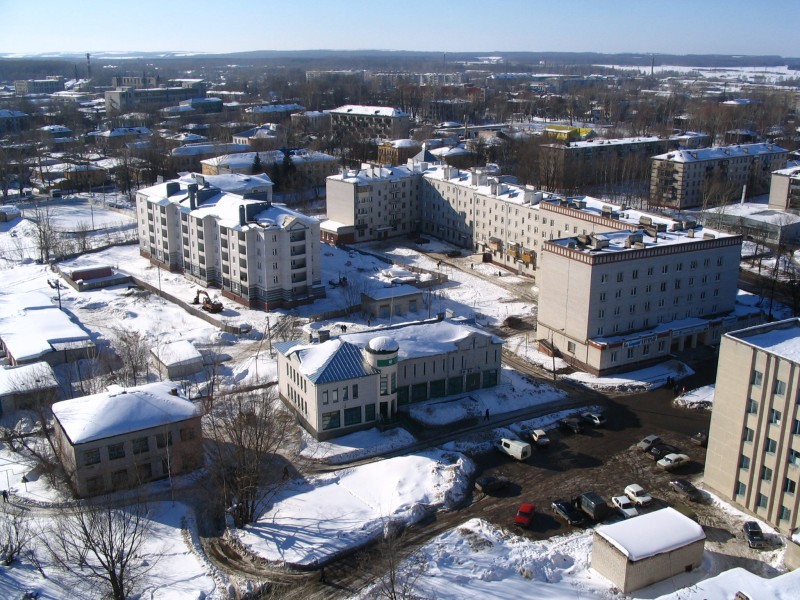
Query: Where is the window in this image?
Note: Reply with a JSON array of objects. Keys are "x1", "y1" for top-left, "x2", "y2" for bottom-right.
[
  {"x1": 136, "y1": 463, "x2": 152, "y2": 482},
  {"x1": 761, "y1": 466, "x2": 773, "y2": 481},
  {"x1": 342, "y1": 406, "x2": 362, "y2": 427},
  {"x1": 132, "y1": 437, "x2": 149, "y2": 455},
  {"x1": 757, "y1": 493, "x2": 768, "y2": 509},
  {"x1": 83, "y1": 448, "x2": 101, "y2": 466},
  {"x1": 332, "y1": 389, "x2": 338, "y2": 403},
  {"x1": 86, "y1": 475, "x2": 103, "y2": 494},
  {"x1": 747, "y1": 399, "x2": 758, "y2": 414},
  {"x1": 766, "y1": 438, "x2": 778, "y2": 453},
  {"x1": 735, "y1": 481, "x2": 746, "y2": 496},
  {"x1": 770, "y1": 409, "x2": 781, "y2": 425},
  {"x1": 600, "y1": 274, "x2": 608, "y2": 284},
  {"x1": 740, "y1": 455, "x2": 751, "y2": 470},
  {"x1": 364, "y1": 404, "x2": 376, "y2": 422},
  {"x1": 353, "y1": 384, "x2": 359, "y2": 399},
  {"x1": 784, "y1": 478, "x2": 797, "y2": 495},
  {"x1": 791, "y1": 449, "x2": 800, "y2": 466},
  {"x1": 616, "y1": 272, "x2": 624, "y2": 283},
  {"x1": 610, "y1": 351, "x2": 617, "y2": 363},
  {"x1": 179, "y1": 428, "x2": 196, "y2": 442},
  {"x1": 111, "y1": 469, "x2": 129, "y2": 489},
  {"x1": 567, "y1": 341, "x2": 576, "y2": 353},
  {"x1": 108, "y1": 443, "x2": 125, "y2": 460},
  {"x1": 793, "y1": 419, "x2": 800, "y2": 435},
  {"x1": 774, "y1": 379, "x2": 787, "y2": 396},
  {"x1": 780, "y1": 506, "x2": 792, "y2": 521},
  {"x1": 744, "y1": 427, "x2": 754, "y2": 442},
  {"x1": 322, "y1": 390, "x2": 328, "y2": 405},
  {"x1": 321, "y1": 411, "x2": 340, "y2": 430},
  {"x1": 380, "y1": 375, "x2": 388, "y2": 396},
  {"x1": 156, "y1": 432, "x2": 172, "y2": 448}
]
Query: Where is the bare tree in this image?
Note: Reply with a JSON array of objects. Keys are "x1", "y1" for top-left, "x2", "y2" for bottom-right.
[
  {"x1": 30, "y1": 201, "x2": 59, "y2": 263},
  {"x1": 0, "y1": 503, "x2": 32, "y2": 566},
  {"x1": 45, "y1": 500, "x2": 155, "y2": 600},
  {"x1": 358, "y1": 530, "x2": 428, "y2": 600},
  {"x1": 110, "y1": 327, "x2": 151, "y2": 386},
  {"x1": 205, "y1": 387, "x2": 293, "y2": 527}
]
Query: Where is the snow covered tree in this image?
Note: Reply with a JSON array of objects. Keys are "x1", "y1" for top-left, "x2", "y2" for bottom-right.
[{"x1": 110, "y1": 327, "x2": 151, "y2": 386}]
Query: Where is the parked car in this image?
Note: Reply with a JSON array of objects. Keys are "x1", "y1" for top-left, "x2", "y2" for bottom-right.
[
  {"x1": 657, "y1": 453, "x2": 690, "y2": 471},
  {"x1": 551, "y1": 500, "x2": 586, "y2": 526},
  {"x1": 670, "y1": 479, "x2": 702, "y2": 502},
  {"x1": 624, "y1": 483, "x2": 653, "y2": 507},
  {"x1": 611, "y1": 495, "x2": 639, "y2": 519},
  {"x1": 581, "y1": 411, "x2": 607, "y2": 427},
  {"x1": 690, "y1": 432, "x2": 709, "y2": 447},
  {"x1": 637, "y1": 434, "x2": 662, "y2": 452},
  {"x1": 446, "y1": 249, "x2": 461, "y2": 258},
  {"x1": 559, "y1": 417, "x2": 584, "y2": 434},
  {"x1": 574, "y1": 491, "x2": 610, "y2": 521},
  {"x1": 514, "y1": 503, "x2": 536, "y2": 527},
  {"x1": 646, "y1": 443, "x2": 681, "y2": 461},
  {"x1": 495, "y1": 438, "x2": 532, "y2": 460},
  {"x1": 531, "y1": 429, "x2": 550, "y2": 447},
  {"x1": 743, "y1": 521, "x2": 766, "y2": 549},
  {"x1": 474, "y1": 475, "x2": 512, "y2": 494}
]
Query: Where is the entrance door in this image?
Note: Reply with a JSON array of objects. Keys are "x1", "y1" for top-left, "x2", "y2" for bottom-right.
[{"x1": 379, "y1": 402, "x2": 389, "y2": 419}]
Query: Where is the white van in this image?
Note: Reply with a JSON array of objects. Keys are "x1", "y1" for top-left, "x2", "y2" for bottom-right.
[{"x1": 495, "y1": 438, "x2": 532, "y2": 460}]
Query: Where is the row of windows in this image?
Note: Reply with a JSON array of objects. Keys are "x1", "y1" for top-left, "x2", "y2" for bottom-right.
[
  {"x1": 81, "y1": 429, "x2": 193, "y2": 467},
  {"x1": 321, "y1": 404, "x2": 378, "y2": 430}
]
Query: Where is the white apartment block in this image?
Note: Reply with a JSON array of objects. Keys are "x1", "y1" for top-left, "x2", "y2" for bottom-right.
[
  {"x1": 535, "y1": 217, "x2": 760, "y2": 376},
  {"x1": 704, "y1": 319, "x2": 800, "y2": 534},
  {"x1": 329, "y1": 105, "x2": 410, "y2": 141},
  {"x1": 768, "y1": 165, "x2": 800, "y2": 212},
  {"x1": 136, "y1": 172, "x2": 324, "y2": 309},
  {"x1": 276, "y1": 319, "x2": 502, "y2": 440},
  {"x1": 650, "y1": 143, "x2": 788, "y2": 209}
]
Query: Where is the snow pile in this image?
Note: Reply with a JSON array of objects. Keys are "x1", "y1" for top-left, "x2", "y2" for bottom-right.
[
  {"x1": 299, "y1": 426, "x2": 417, "y2": 464},
  {"x1": 238, "y1": 450, "x2": 474, "y2": 565},
  {"x1": 674, "y1": 384, "x2": 715, "y2": 410},
  {"x1": 567, "y1": 359, "x2": 694, "y2": 392}
]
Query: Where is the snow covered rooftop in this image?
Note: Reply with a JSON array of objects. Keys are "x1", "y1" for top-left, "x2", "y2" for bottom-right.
[
  {"x1": 151, "y1": 340, "x2": 202, "y2": 368},
  {"x1": 362, "y1": 284, "x2": 422, "y2": 301},
  {"x1": 276, "y1": 339, "x2": 378, "y2": 384},
  {"x1": 201, "y1": 149, "x2": 334, "y2": 169},
  {"x1": 704, "y1": 201, "x2": 800, "y2": 225},
  {"x1": 52, "y1": 381, "x2": 198, "y2": 445},
  {"x1": 0, "y1": 362, "x2": 58, "y2": 397},
  {"x1": 171, "y1": 142, "x2": 249, "y2": 156},
  {"x1": 175, "y1": 172, "x2": 273, "y2": 195},
  {"x1": 594, "y1": 507, "x2": 705, "y2": 561},
  {"x1": 653, "y1": 143, "x2": 786, "y2": 162},
  {"x1": 330, "y1": 104, "x2": 407, "y2": 118},
  {"x1": 330, "y1": 164, "x2": 415, "y2": 184},
  {"x1": 0, "y1": 291, "x2": 93, "y2": 362},
  {"x1": 726, "y1": 318, "x2": 800, "y2": 363}
]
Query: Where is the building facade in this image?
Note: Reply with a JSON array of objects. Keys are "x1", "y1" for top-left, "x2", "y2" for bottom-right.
[
  {"x1": 201, "y1": 149, "x2": 338, "y2": 190},
  {"x1": 276, "y1": 319, "x2": 502, "y2": 440},
  {"x1": 329, "y1": 105, "x2": 410, "y2": 141},
  {"x1": 650, "y1": 143, "x2": 788, "y2": 209},
  {"x1": 535, "y1": 218, "x2": 759, "y2": 375},
  {"x1": 136, "y1": 172, "x2": 324, "y2": 309},
  {"x1": 768, "y1": 166, "x2": 800, "y2": 212},
  {"x1": 14, "y1": 77, "x2": 64, "y2": 95},
  {"x1": 52, "y1": 382, "x2": 202, "y2": 497},
  {"x1": 704, "y1": 319, "x2": 800, "y2": 534}
]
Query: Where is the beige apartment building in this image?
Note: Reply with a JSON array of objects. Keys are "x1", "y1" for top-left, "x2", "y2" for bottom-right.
[
  {"x1": 276, "y1": 318, "x2": 502, "y2": 440},
  {"x1": 329, "y1": 105, "x2": 410, "y2": 141},
  {"x1": 704, "y1": 319, "x2": 800, "y2": 534},
  {"x1": 650, "y1": 143, "x2": 788, "y2": 209},
  {"x1": 535, "y1": 218, "x2": 756, "y2": 376},
  {"x1": 201, "y1": 149, "x2": 338, "y2": 190},
  {"x1": 768, "y1": 165, "x2": 800, "y2": 211},
  {"x1": 136, "y1": 172, "x2": 324, "y2": 309},
  {"x1": 52, "y1": 382, "x2": 202, "y2": 497}
]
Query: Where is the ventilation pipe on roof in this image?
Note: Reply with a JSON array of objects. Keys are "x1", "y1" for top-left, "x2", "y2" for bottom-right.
[
  {"x1": 188, "y1": 183, "x2": 197, "y2": 210},
  {"x1": 239, "y1": 204, "x2": 246, "y2": 227}
]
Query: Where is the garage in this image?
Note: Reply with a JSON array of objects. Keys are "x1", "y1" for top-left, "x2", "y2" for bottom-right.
[{"x1": 591, "y1": 507, "x2": 706, "y2": 593}]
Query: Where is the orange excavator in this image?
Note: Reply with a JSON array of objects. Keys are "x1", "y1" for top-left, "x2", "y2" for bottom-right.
[{"x1": 192, "y1": 290, "x2": 223, "y2": 313}]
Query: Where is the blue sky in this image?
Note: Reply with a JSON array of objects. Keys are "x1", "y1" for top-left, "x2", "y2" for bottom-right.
[{"x1": 1, "y1": 0, "x2": 797, "y2": 57}]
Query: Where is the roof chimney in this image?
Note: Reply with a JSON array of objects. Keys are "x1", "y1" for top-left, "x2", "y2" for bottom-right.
[
  {"x1": 188, "y1": 183, "x2": 198, "y2": 210},
  {"x1": 239, "y1": 204, "x2": 246, "y2": 227}
]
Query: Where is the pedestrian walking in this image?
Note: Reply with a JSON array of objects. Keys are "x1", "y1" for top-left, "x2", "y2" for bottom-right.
[
  {"x1": 485, "y1": 408, "x2": 490, "y2": 421},
  {"x1": 2, "y1": 490, "x2": 8, "y2": 502},
  {"x1": 319, "y1": 566, "x2": 327, "y2": 584},
  {"x1": 282, "y1": 466, "x2": 290, "y2": 480}
]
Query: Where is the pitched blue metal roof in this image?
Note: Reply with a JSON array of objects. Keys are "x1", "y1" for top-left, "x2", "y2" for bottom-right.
[{"x1": 276, "y1": 340, "x2": 377, "y2": 384}]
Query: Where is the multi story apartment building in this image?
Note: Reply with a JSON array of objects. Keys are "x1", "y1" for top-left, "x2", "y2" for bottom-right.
[
  {"x1": 768, "y1": 165, "x2": 800, "y2": 211},
  {"x1": 105, "y1": 79, "x2": 206, "y2": 115},
  {"x1": 376, "y1": 139, "x2": 421, "y2": 166},
  {"x1": 0, "y1": 109, "x2": 30, "y2": 134},
  {"x1": 201, "y1": 149, "x2": 338, "y2": 190},
  {"x1": 535, "y1": 217, "x2": 759, "y2": 376},
  {"x1": 650, "y1": 143, "x2": 788, "y2": 209},
  {"x1": 276, "y1": 318, "x2": 502, "y2": 440},
  {"x1": 539, "y1": 133, "x2": 710, "y2": 191},
  {"x1": 329, "y1": 105, "x2": 410, "y2": 141},
  {"x1": 52, "y1": 381, "x2": 201, "y2": 497},
  {"x1": 13, "y1": 77, "x2": 64, "y2": 95},
  {"x1": 704, "y1": 318, "x2": 800, "y2": 534},
  {"x1": 136, "y1": 172, "x2": 324, "y2": 309}
]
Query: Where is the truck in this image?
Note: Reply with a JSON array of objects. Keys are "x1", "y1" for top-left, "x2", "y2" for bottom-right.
[
  {"x1": 495, "y1": 438, "x2": 532, "y2": 461},
  {"x1": 573, "y1": 491, "x2": 610, "y2": 521}
]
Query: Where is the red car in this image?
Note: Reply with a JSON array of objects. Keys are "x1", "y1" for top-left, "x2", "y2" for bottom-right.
[{"x1": 514, "y1": 503, "x2": 536, "y2": 527}]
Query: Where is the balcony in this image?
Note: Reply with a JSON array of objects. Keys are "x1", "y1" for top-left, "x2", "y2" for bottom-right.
[{"x1": 290, "y1": 247, "x2": 306, "y2": 256}]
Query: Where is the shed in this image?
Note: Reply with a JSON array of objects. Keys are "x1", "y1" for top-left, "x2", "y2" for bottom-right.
[
  {"x1": 0, "y1": 362, "x2": 59, "y2": 417},
  {"x1": 151, "y1": 340, "x2": 204, "y2": 379},
  {"x1": 592, "y1": 507, "x2": 705, "y2": 593},
  {"x1": 361, "y1": 284, "x2": 423, "y2": 319}
]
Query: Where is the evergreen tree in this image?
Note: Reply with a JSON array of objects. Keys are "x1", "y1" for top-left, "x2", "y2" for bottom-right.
[{"x1": 252, "y1": 152, "x2": 262, "y2": 174}]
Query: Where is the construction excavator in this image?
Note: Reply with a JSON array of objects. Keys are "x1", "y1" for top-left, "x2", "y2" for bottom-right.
[{"x1": 192, "y1": 290, "x2": 223, "y2": 313}]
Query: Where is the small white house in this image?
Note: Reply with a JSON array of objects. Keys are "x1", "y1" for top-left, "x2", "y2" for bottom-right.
[
  {"x1": 151, "y1": 341, "x2": 204, "y2": 379},
  {"x1": 592, "y1": 507, "x2": 705, "y2": 593}
]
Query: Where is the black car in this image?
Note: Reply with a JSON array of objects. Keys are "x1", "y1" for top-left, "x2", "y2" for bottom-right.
[
  {"x1": 670, "y1": 479, "x2": 702, "y2": 502},
  {"x1": 646, "y1": 443, "x2": 681, "y2": 461},
  {"x1": 559, "y1": 417, "x2": 584, "y2": 434},
  {"x1": 690, "y1": 432, "x2": 709, "y2": 447},
  {"x1": 743, "y1": 521, "x2": 767, "y2": 549},
  {"x1": 474, "y1": 475, "x2": 512, "y2": 494},
  {"x1": 551, "y1": 500, "x2": 586, "y2": 526}
]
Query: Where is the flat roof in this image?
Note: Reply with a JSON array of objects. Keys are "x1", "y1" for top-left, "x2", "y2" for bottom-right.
[
  {"x1": 595, "y1": 507, "x2": 705, "y2": 561},
  {"x1": 0, "y1": 362, "x2": 58, "y2": 397},
  {"x1": 726, "y1": 318, "x2": 800, "y2": 363}
]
